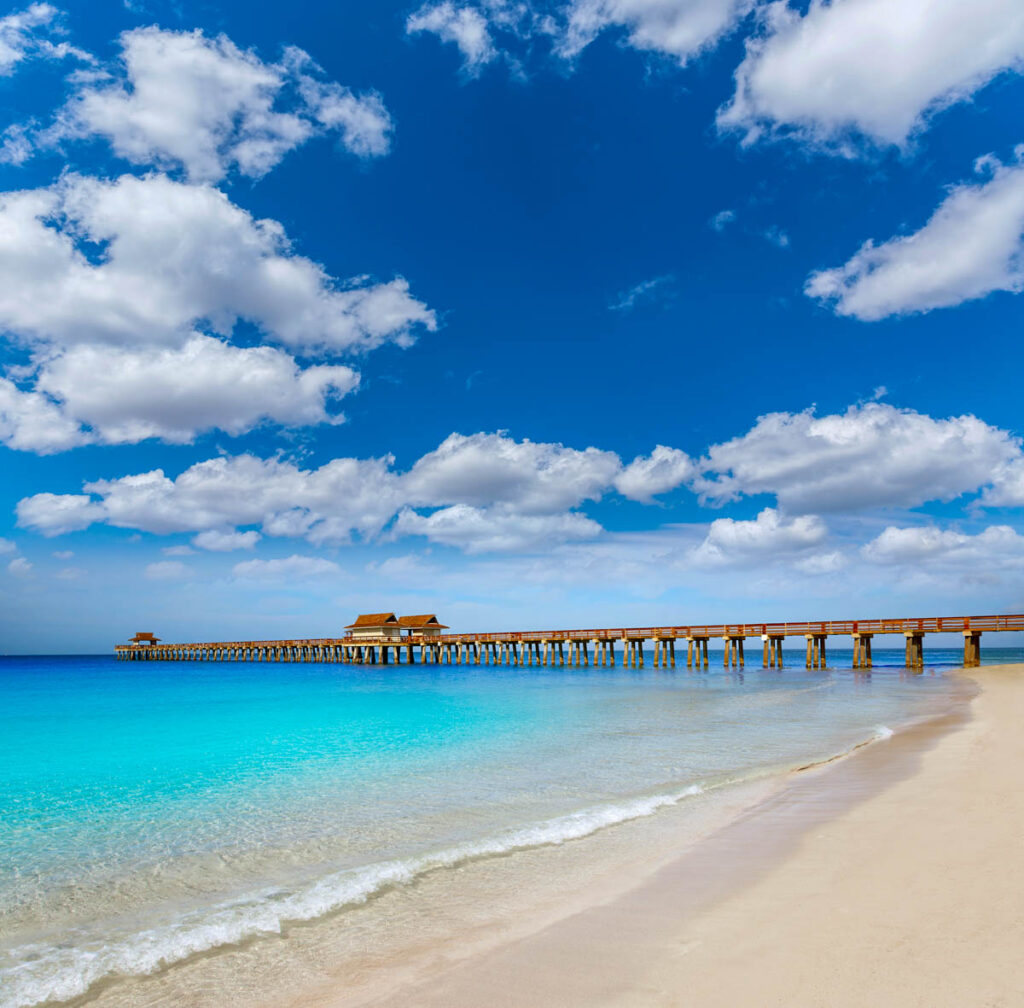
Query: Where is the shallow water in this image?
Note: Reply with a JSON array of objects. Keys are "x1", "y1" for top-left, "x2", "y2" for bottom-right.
[{"x1": 0, "y1": 649, "x2": 1005, "y2": 1008}]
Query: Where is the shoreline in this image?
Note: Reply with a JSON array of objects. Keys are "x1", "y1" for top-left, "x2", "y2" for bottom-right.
[
  {"x1": 16, "y1": 666, "x2": 980, "y2": 1008},
  {"x1": 310, "y1": 664, "x2": 1022, "y2": 1008}
]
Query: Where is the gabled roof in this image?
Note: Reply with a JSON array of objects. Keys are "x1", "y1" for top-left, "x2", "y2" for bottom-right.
[
  {"x1": 345, "y1": 613, "x2": 399, "y2": 628},
  {"x1": 130, "y1": 632, "x2": 160, "y2": 642},
  {"x1": 398, "y1": 614, "x2": 449, "y2": 629}
]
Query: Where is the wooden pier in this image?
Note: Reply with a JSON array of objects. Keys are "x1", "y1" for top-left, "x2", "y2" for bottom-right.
[{"x1": 114, "y1": 614, "x2": 1022, "y2": 669}]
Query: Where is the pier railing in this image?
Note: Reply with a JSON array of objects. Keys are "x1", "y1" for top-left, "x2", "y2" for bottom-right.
[{"x1": 114, "y1": 613, "x2": 1023, "y2": 669}]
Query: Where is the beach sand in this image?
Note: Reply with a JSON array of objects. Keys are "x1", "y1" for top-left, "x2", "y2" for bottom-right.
[{"x1": 320, "y1": 664, "x2": 1024, "y2": 1008}]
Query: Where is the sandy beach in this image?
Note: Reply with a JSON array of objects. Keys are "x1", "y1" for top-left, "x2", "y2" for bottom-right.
[{"x1": 320, "y1": 663, "x2": 1024, "y2": 1008}]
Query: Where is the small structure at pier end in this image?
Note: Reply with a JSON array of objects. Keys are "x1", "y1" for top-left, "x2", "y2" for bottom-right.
[{"x1": 128, "y1": 632, "x2": 160, "y2": 647}]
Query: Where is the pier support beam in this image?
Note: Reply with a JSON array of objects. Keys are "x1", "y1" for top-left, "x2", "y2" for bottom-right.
[
  {"x1": 963, "y1": 630, "x2": 982, "y2": 668},
  {"x1": 687, "y1": 636, "x2": 709, "y2": 669},
  {"x1": 852, "y1": 633, "x2": 874, "y2": 669},
  {"x1": 762, "y1": 635, "x2": 785, "y2": 669},
  {"x1": 805, "y1": 634, "x2": 827, "y2": 669},
  {"x1": 723, "y1": 635, "x2": 745, "y2": 668},
  {"x1": 905, "y1": 631, "x2": 925, "y2": 670}
]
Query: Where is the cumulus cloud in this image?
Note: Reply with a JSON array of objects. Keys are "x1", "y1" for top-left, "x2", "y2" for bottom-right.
[
  {"x1": 27, "y1": 337, "x2": 358, "y2": 446},
  {"x1": 404, "y1": 432, "x2": 621, "y2": 513},
  {"x1": 719, "y1": 0, "x2": 1024, "y2": 150},
  {"x1": 806, "y1": 152, "x2": 1024, "y2": 320},
  {"x1": 16, "y1": 431, "x2": 629, "y2": 552},
  {"x1": 0, "y1": 173, "x2": 433, "y2": 451},
  {"x1": 394, "y1": 504, "x2": 601, "y2": 552},
  {"x1": 192, "y1": 529, "x2": 261, "y2": 551},
  {"x1": 691, "y1": 507, "x2": 827, "y2": 566},
  {"x1": 0, "y1": 173, "x2": 434, "y2": 355},
  {"x1": 0, "y1": 3, "x2": 86, "y2": 76},
  {"x1": 983, "y1": 460, "x2": 1024, "y2": 508},
  {"x1": 17, "y1": 453, "x2": 401, "y2": 541},
  {"x1": 15, "y1": 493, "x2": 103, "y2": 536},
  {"x1": 232, "y1": 554, "x2": 342, "y2": 580},
  {"x1": 43, "y1": 27, "x2": 391, "y2": 181},
  {"x1": 695, "y1": 403, "x2": 1021, "y2": 512},
  {"x1": 0, "y1": 538, "x2": 16, "y2": 554},
  {"x1": 144, "y1": 560, "x2": 191, "y2": 580},
  {"x1": 862, "y1": 523, "x2": 1024, "y2": 571},
  {"x1": 407, "y1": 2, "x2": 499, "y2": 74},
  {"x1": 7, "y1": 556, "x2": 32, "y2": 576},
  {"x1": 560, "y1": 0, "x2": 755, "y2": 64},
  {"x1": 0, "y1": 376, "x2": 87, "y2": 453},
  {"x1": 614, "y1": 445, "x2": 693, "y2": 502}
]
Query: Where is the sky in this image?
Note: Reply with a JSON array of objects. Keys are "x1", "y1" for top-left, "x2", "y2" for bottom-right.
[{"x1": 1, "y1": 0, "x2": 1023, "y2": 652}]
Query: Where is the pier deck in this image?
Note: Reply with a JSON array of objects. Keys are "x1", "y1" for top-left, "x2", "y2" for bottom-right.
[{"x1": 114, "y1": 614, "x2": 1024, "y2": 669}]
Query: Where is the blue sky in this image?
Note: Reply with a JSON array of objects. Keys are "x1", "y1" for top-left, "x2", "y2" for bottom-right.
[{"x1": 1, "y1": 0, "x2": 1023, "y2": 652}]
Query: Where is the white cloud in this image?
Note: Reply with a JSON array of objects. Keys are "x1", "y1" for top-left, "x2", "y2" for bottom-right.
[
  {"x1": 232, "y1": 554, "x2": 342, "y2": 580},
  {"x1": 15, "y1": 493, "x2": 103, "y2": 536},
  {"x1": 719, "y1": 0, "x2": 1024, "y2": 150},
  {"x1": 0, "y1": 376, "x2": 86, "y2": 453},
  {"x1": 983, "y1": 460, "x2": 1024, "y2": 508},
  {"x1": 16, "y1": 454, "x2": 402, "y2": 541},
  {"x1": 16, "y1": 431, "x2": 626, "y2": 552},
  {"x1": 0, "y1": 172, "x2": 433, "y2": 452},
  {"x1": 192, "y1": 529, "x2": 261, "y2": 551},
  {"x1": 0, "y1": 123, "x2": 34, "y2": 165},
  {"x1": 407, "y1": 2, "x2": 499, "y2": 74},
  {"x1": 0, "y1": 173, "x2": 435, "y2": 355},
  {"x1": 614, "y1": 445, "x2": 693, "y2": 502},
  {"x1": 862, "y1": 523, "x2": 1024, "y2": 571},
  {"x1": 29, "y1": 336, "x2": 358, "y2": 446},
  {"x1": 695, "y1": 403, "x2": 1021, "y2": 512},
  {"x1": 51, "y1": 549, "x2": 72, "y2": 558},
  {"x1": 710, "y1": 208, "x2": 736, "y2": 231},
  {"x1": 394, "y1": 504, "x2": 601, "y2": 552},
  {"x1": 404, "y1": 432, "x2": 621, "y2": 513},
  {"x1": 0, "y1": 3, "x2": 85, "y2": 76},
  {"x1": 0, "y1": 538, "x2": 16, "y2": 554},
  {"x1": 55, "y1": 565, "x2": 84, "y2": 579},
  {"x1": 162, "y1": 545, "x2": 195, "y2": 556},
  {"x1": 7, "y1": 556, "x2": 32, "y2": 576},
  {"x1": 691, "y1": 507, "x2": 827, "y2": 566},
  {"x1": 296, "y1": 73, "x2": 392, "y2": 158},
  {"x1": 560, "y1": 0, "x2": 755, "y2": 64},
  {"x1": 144, "y1": 560, "x2": 191, "y2": 580},
  {"x1": 609, "y1": 274, "x2": 674, "y2": 312},
  {"x1": 806, "y1": 152, "x2": 1024, "y2": 320},
  {"x1": 46, "y1": 27, "x2": 392, "y2": 181}
]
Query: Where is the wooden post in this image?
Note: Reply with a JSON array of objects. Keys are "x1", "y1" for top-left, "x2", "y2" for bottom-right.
[{"x1": 805, "y1": 634, "x2": 814, "y2": 669}]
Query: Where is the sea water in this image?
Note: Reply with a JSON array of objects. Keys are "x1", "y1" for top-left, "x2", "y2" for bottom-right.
[{"x1": 0, "y1": 649, "x2": 1007, "y2": 1008}]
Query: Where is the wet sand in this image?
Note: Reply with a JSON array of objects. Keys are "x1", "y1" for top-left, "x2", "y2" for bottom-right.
[{"x1": 321, "y1": 664, "x2": 1024, "y2": 1008}]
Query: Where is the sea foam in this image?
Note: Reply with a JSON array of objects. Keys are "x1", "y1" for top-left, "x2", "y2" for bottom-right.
[{"x1": 0, "y1": 784, "x2": 704, "y2": 1008}]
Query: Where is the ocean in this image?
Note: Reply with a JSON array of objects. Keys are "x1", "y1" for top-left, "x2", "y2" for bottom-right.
[{"x1": 0, "y1": 648, "x2": 1008, "y2": 1008}]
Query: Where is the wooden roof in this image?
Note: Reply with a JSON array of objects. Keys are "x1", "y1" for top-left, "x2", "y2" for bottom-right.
[
  {"x1": 398, "y1": 614, "x2": 449, "y2": 629},
  {"x1": 130, "y1": 632, "x2": 160, "y2": 642},
  {"x1": 345, "y1": 613, "x2": 399, "y2": 628}
]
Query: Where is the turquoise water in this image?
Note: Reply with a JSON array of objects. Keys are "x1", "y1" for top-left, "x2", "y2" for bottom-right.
[{"x1": 0, "y1": 650, "x2": 1005, "y2": 1007}]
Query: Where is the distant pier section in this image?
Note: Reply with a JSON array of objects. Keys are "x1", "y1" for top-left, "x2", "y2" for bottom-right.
[{"x1": 115, "y1": 612, "x2": 1024, "y2": 669}]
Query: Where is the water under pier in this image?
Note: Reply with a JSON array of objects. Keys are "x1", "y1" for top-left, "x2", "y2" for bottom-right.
[{"x1": 115, "y1": 614, "x2": 1022, "y2": 670}]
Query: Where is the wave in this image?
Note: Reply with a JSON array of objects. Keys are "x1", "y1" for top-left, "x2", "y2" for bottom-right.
[
  {"x1": 0, "y1": 784, "x2": 706, "y2": 1008},
  {"x1": 0, "y1": 722, "x2": 901, "y2": 1008}
]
